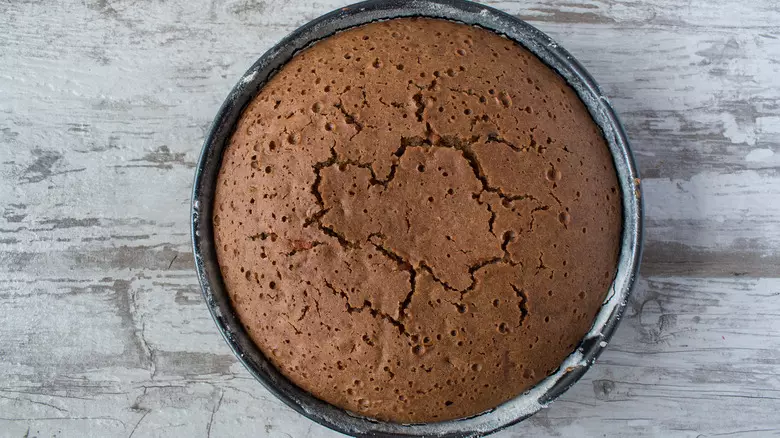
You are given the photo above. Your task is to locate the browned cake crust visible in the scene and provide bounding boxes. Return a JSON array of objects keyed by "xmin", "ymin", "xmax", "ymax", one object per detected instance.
[{"xmin": 213, "ymin": 18, "xmax": 621, "ymax": 423}]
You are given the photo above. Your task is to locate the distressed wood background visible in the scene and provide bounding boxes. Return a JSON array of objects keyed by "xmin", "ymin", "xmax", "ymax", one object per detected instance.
[{"xmin": 1, "ymin": 0, "xmax": 779, "ymax": 436}]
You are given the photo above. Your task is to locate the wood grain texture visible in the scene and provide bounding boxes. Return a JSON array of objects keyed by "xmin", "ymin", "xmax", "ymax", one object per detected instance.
[{"xmin": 0, "ymin": 0, "xmax": 778, "ymax": 436}]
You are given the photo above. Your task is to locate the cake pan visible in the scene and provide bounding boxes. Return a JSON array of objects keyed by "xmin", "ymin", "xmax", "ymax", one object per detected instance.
[{"xmin": 191, "ymin": 0, "xmax": 643, "ymax": 436}]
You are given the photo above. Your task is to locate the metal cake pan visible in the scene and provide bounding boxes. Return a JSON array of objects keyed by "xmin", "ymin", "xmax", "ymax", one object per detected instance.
[{"xmin": 191, "ymin": 0, "xmax": 643, "ymax": 436}]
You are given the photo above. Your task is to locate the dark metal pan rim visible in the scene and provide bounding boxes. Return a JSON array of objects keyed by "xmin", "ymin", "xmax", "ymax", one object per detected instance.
[{"xmin": 191, "ymin": 0, "xmax": 643, "ymax": 436}]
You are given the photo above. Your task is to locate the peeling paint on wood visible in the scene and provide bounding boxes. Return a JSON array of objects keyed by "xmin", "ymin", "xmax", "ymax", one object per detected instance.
[{"xmin": 1, "ymin": 0, "xmax": 779, "ymax": 436}]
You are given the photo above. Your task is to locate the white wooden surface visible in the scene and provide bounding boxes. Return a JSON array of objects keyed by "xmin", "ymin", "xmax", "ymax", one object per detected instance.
[{"xmin": 1, "ymin": 0, "xmax": 779, "ymax": 436}]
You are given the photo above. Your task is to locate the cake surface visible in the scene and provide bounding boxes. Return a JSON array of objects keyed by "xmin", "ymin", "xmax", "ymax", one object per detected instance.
[{"xmin": 213, "ymin": 18, "xmax": 621, "ymax": 423}]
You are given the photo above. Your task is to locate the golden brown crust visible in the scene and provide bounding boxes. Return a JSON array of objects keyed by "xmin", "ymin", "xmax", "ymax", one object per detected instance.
[{"xmin": 213, "ymin": 18, "xmax": 621, "ymax": 423}]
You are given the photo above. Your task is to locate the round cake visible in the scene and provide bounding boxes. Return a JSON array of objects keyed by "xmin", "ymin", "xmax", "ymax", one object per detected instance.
[{"xmin": 213, "ymin": 18, "xmax": 621, "ymax": 423}]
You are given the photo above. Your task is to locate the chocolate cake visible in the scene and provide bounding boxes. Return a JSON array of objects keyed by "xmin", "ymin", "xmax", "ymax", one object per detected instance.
[{"xmin": 213, "ymin": 17, "xmax": 621, "ymax": 423}]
